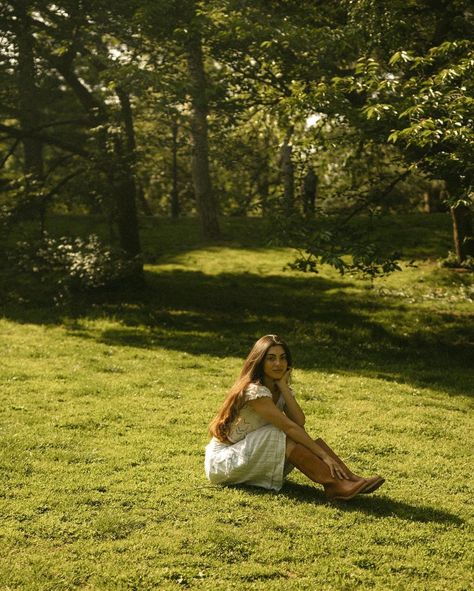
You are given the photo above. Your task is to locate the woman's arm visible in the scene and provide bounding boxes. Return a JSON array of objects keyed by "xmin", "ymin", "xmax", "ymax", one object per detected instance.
[
  {"xmin": 278, "ymin": 381, "xmax": 306, "ymax": 426},
  {"xmin": 276, "ymin": 371, "xmax": 305, "ymax": 426},
  {"xmin": 247, "ymin": 397, "xmax": 348, "ymax": 478}
]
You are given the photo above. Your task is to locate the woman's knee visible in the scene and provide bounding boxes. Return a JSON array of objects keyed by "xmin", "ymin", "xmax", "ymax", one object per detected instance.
[{"xmin": 285, "ymin": 436, "xmax": 296, "ymax": 457}]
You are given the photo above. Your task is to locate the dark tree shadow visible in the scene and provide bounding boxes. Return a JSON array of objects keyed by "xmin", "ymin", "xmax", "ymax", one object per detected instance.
[
  {"xmin": 235, "ymin": 481, "xmax": 464, "ymax": 526},
  {"xmin": 2, "ymin": 266, "xmax": 472, "ymax": 397}
]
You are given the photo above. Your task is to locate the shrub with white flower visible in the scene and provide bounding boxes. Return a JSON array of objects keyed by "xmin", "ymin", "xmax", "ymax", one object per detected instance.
[{"xmin": 15, "ymin": 234, "xmax": 140, "ymax": 297}]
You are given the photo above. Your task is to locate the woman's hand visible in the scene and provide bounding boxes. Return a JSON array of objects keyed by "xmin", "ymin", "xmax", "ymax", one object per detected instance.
[
  {"xmin": 322, "ymin": 455, "xmax": 350, "ymax": 480},
  {"xmin": 275, "ymin": 368, "xmax": 292, "ymax": 390}
]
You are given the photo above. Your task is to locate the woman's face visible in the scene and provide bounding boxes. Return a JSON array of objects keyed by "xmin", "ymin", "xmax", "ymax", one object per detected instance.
[{"xmin": 262, "ymin": 345, "xmax": 288, "ymax": 381}]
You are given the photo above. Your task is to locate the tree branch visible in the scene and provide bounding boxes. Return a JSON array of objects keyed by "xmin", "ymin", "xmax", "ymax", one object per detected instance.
[
  {"xmin": 0, "ymin": 138, "xmax": 21, "ymax": 169},
  {"xmin": 44, "ymin": 168, "xmax": 86, "ymax": 200},
  {"xmin": 0, "ymin": 122, "xmax": 90, "ymax": 159},
  {"xmin": 338, "ymin": 169, "xmax": 413, "ymax": 228}
]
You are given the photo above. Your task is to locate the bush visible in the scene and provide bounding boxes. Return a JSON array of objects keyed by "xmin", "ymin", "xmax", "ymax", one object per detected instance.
[{"xmin": 13, "ymin": 234, "xmax": 141, "ymax": 300}]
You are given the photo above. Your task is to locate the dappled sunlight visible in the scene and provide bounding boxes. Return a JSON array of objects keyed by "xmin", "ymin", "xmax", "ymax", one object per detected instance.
[
  {"xmin": 1, "ymin": 227, "xmax": 472, "ymax": 402},
  {"xmin": 2, "ymin": 263, "xmax": 463, "ymax": 397},
  {"xmin": 148, "ymin": 246, "xmax": 300, "ymax": 276}
]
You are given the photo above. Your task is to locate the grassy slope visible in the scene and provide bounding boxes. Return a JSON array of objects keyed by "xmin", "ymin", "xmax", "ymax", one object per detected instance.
[{"xmin": 0, "ymin": 213, "xmax": 473, "ymax": 590}]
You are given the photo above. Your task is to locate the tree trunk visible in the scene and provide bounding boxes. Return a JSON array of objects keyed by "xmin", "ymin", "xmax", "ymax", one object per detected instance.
[
  {"xmin": 450, "ymin": 202, "xmax": 474, "ymax": 264},
  {"xmin": 170, "ymin": 117, "xmax": 180, "ymax": 218},
  {"xmin": 14, "ymin": 1, "xmax": 45, "ymax": 231},
  {"xmin": 116, "ymin": 87, "xmax": 153, "ymax": 217},
  {"xmin": 256, "ymin": 131, "xmax": 271, "ymax": 216},
  {"xmin": 185, "ymin": 32, "xmax": 220, "ymax": 239},
  {"xmin": 112, "ymin": 138, "xmax": 142, "ymax": 260},
  {"xmin": 257, "ymin": 164, "xmax": 270, "ymax": 217},
  {"xmin": 280, "ymin": 130, "xmax": 294, "ymax": 214},
  {"xmin": 113, "ymin": 88, "xmax": 142, "ymax": 264},
  {"xmin": 52, "ymin": 54, "xmax": 143, "ymax": 267}
]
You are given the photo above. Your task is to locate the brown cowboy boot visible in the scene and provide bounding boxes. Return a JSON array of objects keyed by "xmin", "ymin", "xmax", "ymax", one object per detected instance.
[
  {"xmin": 315, "ymin": 438, "xmax": 384, "ymax": 494},
  {"xmin": 288, "ymin": 443, "xmax": 368, "ymax": 500}
]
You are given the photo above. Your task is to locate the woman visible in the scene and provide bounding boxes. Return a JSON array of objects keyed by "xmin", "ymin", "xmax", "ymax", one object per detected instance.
[{"xmin": 205, "ymin": 335, "xmax": 384, "ymax": 500}]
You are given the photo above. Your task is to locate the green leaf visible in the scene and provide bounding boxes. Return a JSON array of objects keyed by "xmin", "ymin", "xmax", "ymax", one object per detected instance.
[
  {"xmin": 388, "ymin": 131, "xmax": 399, "ymax": 143},
  {"xmin": 389, "ymin": 50, "xmax": 415, "ymax": 65}
]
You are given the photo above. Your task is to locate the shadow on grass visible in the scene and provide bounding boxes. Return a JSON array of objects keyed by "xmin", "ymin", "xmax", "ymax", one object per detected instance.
[
  {"xmin": 241, "ymin": 481, "xmax": 465, "ymax": 526},
  {"xmin": 2, "ymin": 267, "xmax": 472, "ymax": 397}
]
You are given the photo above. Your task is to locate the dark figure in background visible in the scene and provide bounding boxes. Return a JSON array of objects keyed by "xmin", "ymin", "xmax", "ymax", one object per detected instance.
[{"xmin": 302, "ymin": 166, "xmax": 318, "ymax": 217}]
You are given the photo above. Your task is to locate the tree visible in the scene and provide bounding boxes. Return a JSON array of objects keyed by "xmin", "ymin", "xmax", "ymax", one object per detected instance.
[
  {"xmin": 133, "ymin": 0, "xmax": 221, "ymax": 239},
  {"xmin": 13, "ymin": 1, "xmax": 44, "ymax": 209},
  {"xmin": 0, "ymin": 1, "xmax": 146, "ymax": 282},
  {"xmin": 40, "ymin": 4, "xmax": 143, "ymax": 263},
  {"xmin": 355, "ymin": 41, "xmax": 474, "ymax": 262},
  {"xmin": 336, "ymin": 0, "xmax": 474, "ymax": 263},
  {"xmin": 185, "ymin": 25, "xmax": 220, "ymax": 238}
]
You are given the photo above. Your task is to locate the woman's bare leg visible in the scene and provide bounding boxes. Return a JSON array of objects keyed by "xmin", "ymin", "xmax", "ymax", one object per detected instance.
[
  {"xmin": 285, "ymin": 436, "xmax": 297, "ymax": 457},
  {"xmin": 286, "ymin": 440, "xmax": 369, "ymax": 500},
  {"xmin": 314, "ymin": 437, "xmax": 384, "ymax": 493}
]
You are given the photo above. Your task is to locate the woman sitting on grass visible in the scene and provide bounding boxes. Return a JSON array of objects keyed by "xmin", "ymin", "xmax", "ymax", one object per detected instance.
[{"xmin": 205, "ymin": 334, "xmax": 384, "ymax": 500}]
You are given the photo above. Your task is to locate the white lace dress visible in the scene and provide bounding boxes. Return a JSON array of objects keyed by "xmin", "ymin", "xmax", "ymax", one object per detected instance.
[{"xmin": 204, "ymin": 383, "xmax": 295, "ymax": 491}]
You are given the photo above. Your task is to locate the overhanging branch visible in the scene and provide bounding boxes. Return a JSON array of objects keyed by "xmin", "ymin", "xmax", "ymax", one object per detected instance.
[
  {"xmin": 0, "ymin": 138, "xmax": 21, "ymax": 169},
  {"xmin": 0, "ymin": 122, "xmax": 91, "ymax": 159},
  {"xmin": 338, "ymin": 168, "xmax": 413, "ymax": 228}
]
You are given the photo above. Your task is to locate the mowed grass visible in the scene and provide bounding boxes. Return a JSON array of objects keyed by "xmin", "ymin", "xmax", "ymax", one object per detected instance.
[{"xmin": 1, "ymin": 213, "xmax": 473, "ymax": 590}]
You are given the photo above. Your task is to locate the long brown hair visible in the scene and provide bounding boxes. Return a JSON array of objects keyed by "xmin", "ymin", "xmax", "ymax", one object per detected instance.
[{"xmin": 209, "ymin": 335, "xmax": 293, "ymax": 443}]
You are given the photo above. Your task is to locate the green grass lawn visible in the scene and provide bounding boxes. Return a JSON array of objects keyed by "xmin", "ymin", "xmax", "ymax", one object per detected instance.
[{"xmin": 1, "ymin": 214, "xmax": 473, "ymax": 590}]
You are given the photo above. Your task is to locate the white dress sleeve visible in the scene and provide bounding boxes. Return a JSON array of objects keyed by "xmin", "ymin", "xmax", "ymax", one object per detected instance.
[{"xmin": 244, "ymin": 383, "xmax": 272, "ymax": 401}]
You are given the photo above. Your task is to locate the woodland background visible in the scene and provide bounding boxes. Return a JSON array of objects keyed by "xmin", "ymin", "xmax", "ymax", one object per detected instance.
[{"xmin": 1, "ymin": 0, "xmax": 473, "ymax": 289}]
